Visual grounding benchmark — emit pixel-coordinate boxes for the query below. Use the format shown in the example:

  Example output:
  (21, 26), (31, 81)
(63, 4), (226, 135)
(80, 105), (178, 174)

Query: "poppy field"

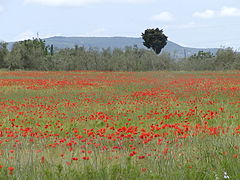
(0, 71), (240, 179)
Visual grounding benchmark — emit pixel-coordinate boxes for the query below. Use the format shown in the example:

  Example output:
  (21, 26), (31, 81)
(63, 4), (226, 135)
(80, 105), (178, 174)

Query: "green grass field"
(0, 71), (239, 179)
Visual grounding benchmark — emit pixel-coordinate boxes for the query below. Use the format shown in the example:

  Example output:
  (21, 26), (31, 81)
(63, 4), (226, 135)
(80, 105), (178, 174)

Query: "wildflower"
(66, 162), (71, 166)
(223, 172), (230, 179)
(60, 154), (65, 157)
(8, 167), (14, 175)
(138, 156), (145, 159)
(222, 151), (228, 155)
(72, 157), (78, 161)
(82, 157), (90, 160)
(233, 154), (238, 158)
(41, 156), (45, 163)
(129, 151), (137, 156)
(162, 148), (169, 155)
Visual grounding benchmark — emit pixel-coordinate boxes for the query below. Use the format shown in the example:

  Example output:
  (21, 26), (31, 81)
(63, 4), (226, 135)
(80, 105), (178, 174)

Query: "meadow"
(0, 70), (239, 179)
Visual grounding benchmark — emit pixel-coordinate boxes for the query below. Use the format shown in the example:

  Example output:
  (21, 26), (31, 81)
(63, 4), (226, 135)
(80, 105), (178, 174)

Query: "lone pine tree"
(142, 28), (168, 54)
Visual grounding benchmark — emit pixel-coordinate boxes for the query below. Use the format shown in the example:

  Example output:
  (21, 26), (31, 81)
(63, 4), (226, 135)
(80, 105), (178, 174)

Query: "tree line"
(0, 38), (240, 71)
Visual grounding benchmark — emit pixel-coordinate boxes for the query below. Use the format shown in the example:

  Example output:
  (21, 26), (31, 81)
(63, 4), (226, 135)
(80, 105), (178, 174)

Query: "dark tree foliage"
(0, 42), (8, 68)
(50, 44), (54, 56)
(189, 51), (214, 60)
(142, 28), (168, 54)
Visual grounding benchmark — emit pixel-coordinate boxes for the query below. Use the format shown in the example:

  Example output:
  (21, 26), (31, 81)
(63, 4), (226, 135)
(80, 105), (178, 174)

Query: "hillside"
(8, 36), (219, 58)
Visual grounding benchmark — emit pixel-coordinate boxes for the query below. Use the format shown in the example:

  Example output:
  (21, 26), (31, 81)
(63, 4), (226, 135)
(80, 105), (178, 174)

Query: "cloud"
(150, 12), (174, 22)
(220, 7), (240, 17)
(193, 10), (215, 19)
(193, 7), (240, 19)
(24, 0), (150, 7)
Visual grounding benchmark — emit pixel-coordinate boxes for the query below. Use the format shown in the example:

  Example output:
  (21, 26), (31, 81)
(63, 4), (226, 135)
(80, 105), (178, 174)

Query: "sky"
(0, 0), (240, 49)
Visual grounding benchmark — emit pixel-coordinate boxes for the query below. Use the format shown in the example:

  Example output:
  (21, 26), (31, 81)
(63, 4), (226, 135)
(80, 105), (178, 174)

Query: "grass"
(0, 71), (239, 179)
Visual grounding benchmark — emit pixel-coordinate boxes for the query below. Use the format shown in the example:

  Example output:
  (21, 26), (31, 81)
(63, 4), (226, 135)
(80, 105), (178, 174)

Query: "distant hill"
(8, 36), (219, 59)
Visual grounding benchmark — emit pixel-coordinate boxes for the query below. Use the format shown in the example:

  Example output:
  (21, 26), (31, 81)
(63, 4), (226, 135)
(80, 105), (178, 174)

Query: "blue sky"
(0, 0), (240, 49)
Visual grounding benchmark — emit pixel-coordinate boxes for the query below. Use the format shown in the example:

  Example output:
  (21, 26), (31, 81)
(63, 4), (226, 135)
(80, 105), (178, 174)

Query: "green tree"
(233, 52), (240, 70)
(179, 51), (215, 71)
(6, 38), (49, 70)
(5, 44), (23, 70)
(0, 42), (8, 68)
(142, 28), (168, 54)
(215, 48), (236, 70)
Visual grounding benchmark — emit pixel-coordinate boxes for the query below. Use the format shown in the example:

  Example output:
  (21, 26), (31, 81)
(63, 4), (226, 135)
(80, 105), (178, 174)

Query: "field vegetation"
(0, 71), (239, 179)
